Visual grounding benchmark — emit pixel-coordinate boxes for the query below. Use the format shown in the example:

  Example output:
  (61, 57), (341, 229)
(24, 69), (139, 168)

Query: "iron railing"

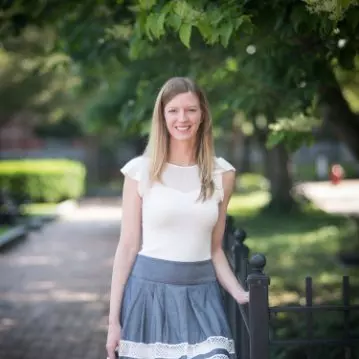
(223, 215), (359, 359)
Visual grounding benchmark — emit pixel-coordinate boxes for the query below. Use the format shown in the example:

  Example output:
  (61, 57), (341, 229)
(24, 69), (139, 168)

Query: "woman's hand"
(106, 323), (121, 359)
(235, 290), (250, 304)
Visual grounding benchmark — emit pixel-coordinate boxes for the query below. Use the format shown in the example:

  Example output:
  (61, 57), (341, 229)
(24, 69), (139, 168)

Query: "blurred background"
(0, 1), (358, 358)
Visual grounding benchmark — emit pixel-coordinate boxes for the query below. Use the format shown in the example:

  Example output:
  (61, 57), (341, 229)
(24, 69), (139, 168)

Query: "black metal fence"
(223, 215), (359, 359)
(223, 215), (250, 357)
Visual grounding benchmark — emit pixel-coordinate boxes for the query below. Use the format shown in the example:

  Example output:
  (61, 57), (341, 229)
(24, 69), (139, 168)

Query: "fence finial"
(234, 228), (247, 243)
(249, 253), (266, 273)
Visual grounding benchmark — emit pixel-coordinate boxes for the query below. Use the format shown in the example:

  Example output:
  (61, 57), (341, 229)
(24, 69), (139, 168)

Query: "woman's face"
(163, 91), (202, 142)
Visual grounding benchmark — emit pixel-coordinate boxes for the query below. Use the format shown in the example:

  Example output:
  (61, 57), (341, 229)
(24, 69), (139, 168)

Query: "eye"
(168, 109), (177, 113)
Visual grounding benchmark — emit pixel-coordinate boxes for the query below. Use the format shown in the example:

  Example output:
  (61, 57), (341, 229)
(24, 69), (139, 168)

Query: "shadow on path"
(0, 198), (122, 359)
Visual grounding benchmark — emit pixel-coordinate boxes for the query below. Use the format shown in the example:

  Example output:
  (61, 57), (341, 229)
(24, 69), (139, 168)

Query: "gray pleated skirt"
(118, 254), (236, 359)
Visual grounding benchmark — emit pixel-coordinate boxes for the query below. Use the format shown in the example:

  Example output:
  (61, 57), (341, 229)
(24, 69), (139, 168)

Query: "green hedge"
(0, 159), (86, 203)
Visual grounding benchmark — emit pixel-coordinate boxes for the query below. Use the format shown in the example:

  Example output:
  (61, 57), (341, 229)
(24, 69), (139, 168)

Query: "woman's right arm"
(108, 174), (142, 325)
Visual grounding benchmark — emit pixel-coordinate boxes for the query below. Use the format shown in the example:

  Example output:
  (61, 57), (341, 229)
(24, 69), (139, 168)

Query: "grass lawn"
(21, 203), (58, 216)
(228, 190), (359, 306)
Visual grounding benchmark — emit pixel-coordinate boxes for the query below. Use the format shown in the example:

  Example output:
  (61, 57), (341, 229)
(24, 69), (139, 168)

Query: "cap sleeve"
(214, 157), (236, 174)
(120, 156), (148, 196)
(121, 156), (143, 181)
(213, 157), (236, 202)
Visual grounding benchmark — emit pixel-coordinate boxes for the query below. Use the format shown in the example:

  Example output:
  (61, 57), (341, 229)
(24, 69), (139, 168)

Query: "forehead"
(165, 91), (200, 108)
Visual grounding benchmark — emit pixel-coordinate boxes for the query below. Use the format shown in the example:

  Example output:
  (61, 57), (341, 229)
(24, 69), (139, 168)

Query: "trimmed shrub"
(0, 159), (86, 203)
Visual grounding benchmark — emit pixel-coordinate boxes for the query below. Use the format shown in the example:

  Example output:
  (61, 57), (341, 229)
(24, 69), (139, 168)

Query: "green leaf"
(207, 8), (224, 26)
(145, 13), (156, 40)
(168, 12), (182, 32)
(154, 12), (167, 38)
(138, 0), (157, 10)
(197, 20), (213, 39)
(234, 15), (252, 30)
(173, 0), (188, 18)
(266, 131), (285, 149)
(179, 23), (192, 48)
(144, 11), (167, 39)
(219, 22), (233, 48)
(206, 28), (221, 45)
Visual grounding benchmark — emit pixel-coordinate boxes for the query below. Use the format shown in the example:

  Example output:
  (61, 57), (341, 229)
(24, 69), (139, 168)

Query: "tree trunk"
(238, 136), (251, 173)
(254, 116), (296, 213)
(263, 143), (296, 212)
(229, 122), (251, 173)
(318, 70), (359, 161)
(84, 134), (101, 186)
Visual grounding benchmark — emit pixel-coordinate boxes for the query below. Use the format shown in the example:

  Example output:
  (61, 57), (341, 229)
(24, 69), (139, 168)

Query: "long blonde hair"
(144, 77), (215, 201)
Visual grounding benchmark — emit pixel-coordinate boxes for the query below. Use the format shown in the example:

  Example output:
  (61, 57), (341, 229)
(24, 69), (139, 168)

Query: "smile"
(175, 126), (191, 132)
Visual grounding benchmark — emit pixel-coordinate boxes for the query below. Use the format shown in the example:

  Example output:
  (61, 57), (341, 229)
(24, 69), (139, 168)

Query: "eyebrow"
(167, 105), (199, 109)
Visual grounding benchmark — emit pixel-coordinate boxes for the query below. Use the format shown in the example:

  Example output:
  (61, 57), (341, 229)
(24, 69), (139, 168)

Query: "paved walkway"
(0, 198), (122, 359)
(0, 181), (357, 359)
(297, 180), (359, 215)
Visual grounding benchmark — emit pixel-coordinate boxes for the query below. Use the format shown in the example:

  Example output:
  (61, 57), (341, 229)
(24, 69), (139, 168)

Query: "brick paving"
(1, 181), (357, 359)
(0, 198), (122, 359)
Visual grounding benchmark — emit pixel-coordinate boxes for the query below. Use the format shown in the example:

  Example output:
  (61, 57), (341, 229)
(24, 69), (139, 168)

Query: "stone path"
(0, 198), (122, 359)
(1, 180), (358, 359)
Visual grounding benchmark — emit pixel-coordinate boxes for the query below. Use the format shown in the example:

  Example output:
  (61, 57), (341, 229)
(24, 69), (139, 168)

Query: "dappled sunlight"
(0, 283), (103, 303)
(0, 201), (119, 357)
(228, 191), (270, 216)
(0, 317), (17, 331)
(25, 280), (56, 290)
(318, 272), (343, 285)
(65, 203), (122, 222)
(9, 255), (63, 266)
(231, 190), (359, 309)
(270, 291), (300, 306)
(0, 1), (357, 357)
(1, 292), (49, 302)
(51, 289), (100, 302)
(278, 253), (295, 269)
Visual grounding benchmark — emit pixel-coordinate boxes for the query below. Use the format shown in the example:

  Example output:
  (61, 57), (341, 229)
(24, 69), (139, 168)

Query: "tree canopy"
(1, 0), (359, 157)
(1, 0), (358, 211)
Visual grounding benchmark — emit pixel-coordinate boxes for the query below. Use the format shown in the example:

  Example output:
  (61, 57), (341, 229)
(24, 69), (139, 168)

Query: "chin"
(171, 133), (197, 142)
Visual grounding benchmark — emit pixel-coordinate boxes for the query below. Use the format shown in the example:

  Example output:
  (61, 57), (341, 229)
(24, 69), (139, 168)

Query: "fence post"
(247, 253), (270, 359)
(233, 228), (250, 359)
(234, 228), (249, 287)
(223, 216), (250, 359)
(224, 215), (234, 254)
(222, 216), (234, 315)
(224, 216), (240, 350)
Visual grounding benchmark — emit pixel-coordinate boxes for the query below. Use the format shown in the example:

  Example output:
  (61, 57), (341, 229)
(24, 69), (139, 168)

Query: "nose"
(178, 110), (188, 122)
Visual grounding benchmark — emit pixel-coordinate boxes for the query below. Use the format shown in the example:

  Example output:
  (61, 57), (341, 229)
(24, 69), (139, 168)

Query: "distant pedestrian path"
(298, 180), (359, 215)
(0, 198), (122, 359)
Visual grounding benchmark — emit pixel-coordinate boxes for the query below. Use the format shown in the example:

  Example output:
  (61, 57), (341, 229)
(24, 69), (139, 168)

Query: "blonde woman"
(106, 77), (249, 359)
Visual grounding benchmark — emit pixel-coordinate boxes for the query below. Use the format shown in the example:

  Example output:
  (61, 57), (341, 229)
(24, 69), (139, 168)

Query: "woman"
(106, 77), (249, 359)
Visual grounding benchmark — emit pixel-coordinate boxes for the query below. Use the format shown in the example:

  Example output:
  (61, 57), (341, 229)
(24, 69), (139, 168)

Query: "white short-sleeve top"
(121, 156), (235, 262)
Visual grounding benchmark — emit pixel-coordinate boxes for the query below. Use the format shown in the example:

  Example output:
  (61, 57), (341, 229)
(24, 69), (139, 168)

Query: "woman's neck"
(168, 140), (196, 166)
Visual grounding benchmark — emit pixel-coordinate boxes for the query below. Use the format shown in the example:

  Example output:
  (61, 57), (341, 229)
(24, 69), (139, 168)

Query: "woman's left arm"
(211, 170), (249, 304)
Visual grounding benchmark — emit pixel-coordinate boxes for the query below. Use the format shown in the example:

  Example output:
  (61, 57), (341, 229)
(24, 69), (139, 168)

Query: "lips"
(175, 126), (191, 132)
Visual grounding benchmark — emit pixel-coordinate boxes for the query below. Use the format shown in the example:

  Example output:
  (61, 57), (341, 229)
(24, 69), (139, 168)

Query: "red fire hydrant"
(330, 164), (344, 185)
